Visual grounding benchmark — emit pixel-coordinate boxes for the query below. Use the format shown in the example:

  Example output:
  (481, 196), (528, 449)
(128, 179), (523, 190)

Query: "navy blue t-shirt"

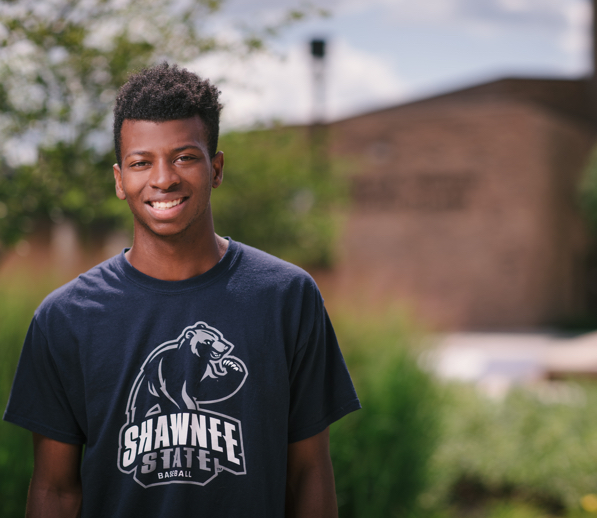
(4, 239), (360, 517)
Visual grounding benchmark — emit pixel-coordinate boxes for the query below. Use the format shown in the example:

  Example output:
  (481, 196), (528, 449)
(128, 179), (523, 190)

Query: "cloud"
(334, 0), (591, 64)
(559, 0), (592, 57)
(219, 0), (590, 47)
(457, 0), (569, 29)
(189, 37), (406, 128)
(331, 0), (586, 29)
(326, 39), (407, 119)
(316, 0), (589, 42)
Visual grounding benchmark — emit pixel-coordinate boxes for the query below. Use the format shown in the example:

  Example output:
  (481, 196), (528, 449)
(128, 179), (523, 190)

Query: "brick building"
(322, 78), (597, 329)
(3, 14), (597, 331)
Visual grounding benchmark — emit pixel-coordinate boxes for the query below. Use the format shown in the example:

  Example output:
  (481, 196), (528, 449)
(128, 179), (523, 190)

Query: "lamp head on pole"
(310, 39), (326, 59)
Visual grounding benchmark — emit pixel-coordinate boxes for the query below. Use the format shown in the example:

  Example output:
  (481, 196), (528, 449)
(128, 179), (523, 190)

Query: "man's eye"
(177, 155), (194, 162)
(131, 161), (148, 167)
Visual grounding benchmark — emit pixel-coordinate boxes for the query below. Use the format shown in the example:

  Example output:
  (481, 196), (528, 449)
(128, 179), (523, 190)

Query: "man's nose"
(150, 160), (180, 190)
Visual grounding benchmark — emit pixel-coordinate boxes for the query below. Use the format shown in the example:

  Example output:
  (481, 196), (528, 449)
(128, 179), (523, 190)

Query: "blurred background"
(4, 0), (597, 516)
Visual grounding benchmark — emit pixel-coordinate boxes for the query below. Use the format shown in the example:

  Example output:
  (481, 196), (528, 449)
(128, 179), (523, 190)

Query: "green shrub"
(331, 312), (440, 518)
(485, 501), (549, 518)
(0, 276), (57, 518)
(426, 381), (597, 516)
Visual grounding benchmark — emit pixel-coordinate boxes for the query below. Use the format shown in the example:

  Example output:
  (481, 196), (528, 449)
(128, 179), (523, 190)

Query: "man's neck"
(125, 231), (229, 281)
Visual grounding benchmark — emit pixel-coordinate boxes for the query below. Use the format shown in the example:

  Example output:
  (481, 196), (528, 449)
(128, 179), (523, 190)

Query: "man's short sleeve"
(4, 317), (85, 444)
(287, 296), (360, 443)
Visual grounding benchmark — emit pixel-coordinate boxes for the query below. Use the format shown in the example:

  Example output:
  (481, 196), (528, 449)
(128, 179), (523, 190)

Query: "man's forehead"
(120, 116), (208, 153)
(122, 115), (206, 133)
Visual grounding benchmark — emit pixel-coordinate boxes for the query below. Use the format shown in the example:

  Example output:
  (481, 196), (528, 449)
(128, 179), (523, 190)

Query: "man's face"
(113, 116), (223, 240)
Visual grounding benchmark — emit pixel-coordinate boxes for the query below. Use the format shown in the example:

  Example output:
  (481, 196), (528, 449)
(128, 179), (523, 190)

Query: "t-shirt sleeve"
(287, 295), (360, 443)
(3, 317), (86, 444)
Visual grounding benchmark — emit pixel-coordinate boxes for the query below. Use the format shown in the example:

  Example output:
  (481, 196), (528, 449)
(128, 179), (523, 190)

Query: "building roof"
(332, 77), (595, 126)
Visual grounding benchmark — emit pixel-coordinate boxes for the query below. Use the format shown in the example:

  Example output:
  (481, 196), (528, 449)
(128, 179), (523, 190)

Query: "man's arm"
(26, 433), (83, 518)
(285, 427), (338, 518)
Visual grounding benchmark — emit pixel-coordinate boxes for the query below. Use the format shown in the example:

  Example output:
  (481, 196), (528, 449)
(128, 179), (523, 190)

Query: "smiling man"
(4, 63), (360, 518)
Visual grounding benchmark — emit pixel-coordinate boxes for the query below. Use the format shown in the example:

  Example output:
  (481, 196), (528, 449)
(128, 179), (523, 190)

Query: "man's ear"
(211, 151), (224, 189)
(113, 164), (126, 200)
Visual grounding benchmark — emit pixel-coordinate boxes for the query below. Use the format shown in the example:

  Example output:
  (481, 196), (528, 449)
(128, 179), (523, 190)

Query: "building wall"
(325, 98), (596, 329)
(0, 219), (130, 282)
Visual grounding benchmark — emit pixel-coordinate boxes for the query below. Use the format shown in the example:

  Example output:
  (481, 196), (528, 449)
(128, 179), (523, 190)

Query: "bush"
(0, 276), (57, 518)
(331, 312), (440, 518)
(426, 381), (597, 516)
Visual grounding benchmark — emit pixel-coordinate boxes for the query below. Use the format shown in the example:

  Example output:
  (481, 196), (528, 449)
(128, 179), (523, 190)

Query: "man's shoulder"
(36, 253), (124, 319)
(234, 241), (317, 291)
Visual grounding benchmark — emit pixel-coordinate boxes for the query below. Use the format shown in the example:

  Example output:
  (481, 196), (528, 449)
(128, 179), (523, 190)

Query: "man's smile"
(148, 198), (185, 211)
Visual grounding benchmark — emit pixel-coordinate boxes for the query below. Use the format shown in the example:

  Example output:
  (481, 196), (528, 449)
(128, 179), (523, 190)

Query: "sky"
(189, 0), (594, 129)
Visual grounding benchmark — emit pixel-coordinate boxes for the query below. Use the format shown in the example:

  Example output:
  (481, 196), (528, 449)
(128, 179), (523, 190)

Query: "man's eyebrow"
(172, 145), (202, 153)
(124, 150), (151, 160)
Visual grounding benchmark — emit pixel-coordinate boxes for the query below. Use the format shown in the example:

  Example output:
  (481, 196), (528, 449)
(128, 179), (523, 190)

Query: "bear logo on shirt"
(139, 322), (248, 417)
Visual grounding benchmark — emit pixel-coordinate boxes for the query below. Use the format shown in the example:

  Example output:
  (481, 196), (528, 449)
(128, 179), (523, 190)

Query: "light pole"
(310, 38), (326, 124)
(310, 38), (328, 175)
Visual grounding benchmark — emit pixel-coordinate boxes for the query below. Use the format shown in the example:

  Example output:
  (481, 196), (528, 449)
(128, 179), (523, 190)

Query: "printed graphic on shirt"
(117, 321), (248, 487)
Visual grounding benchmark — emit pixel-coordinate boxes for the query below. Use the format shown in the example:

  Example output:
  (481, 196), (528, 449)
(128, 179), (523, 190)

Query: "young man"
(4, 63), (360, 517)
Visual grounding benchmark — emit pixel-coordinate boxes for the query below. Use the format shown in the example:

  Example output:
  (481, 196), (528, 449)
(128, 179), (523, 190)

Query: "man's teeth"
(151, 199), (183, 210)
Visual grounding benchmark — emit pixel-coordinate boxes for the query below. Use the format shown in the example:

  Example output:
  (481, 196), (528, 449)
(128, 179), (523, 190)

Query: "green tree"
(214, 127), (346, 267)
(579, 145), (597, 234)
(0, 0), (325, 256)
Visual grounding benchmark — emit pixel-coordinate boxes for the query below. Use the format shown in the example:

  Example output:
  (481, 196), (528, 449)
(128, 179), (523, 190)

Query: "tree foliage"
(579, 145), (597, 235)
(214, 128), (346, 267)
(0, 0), (231, 245)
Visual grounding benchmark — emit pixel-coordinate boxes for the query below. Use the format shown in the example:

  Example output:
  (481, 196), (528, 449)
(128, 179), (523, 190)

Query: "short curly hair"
(113, 62), (223, 165)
